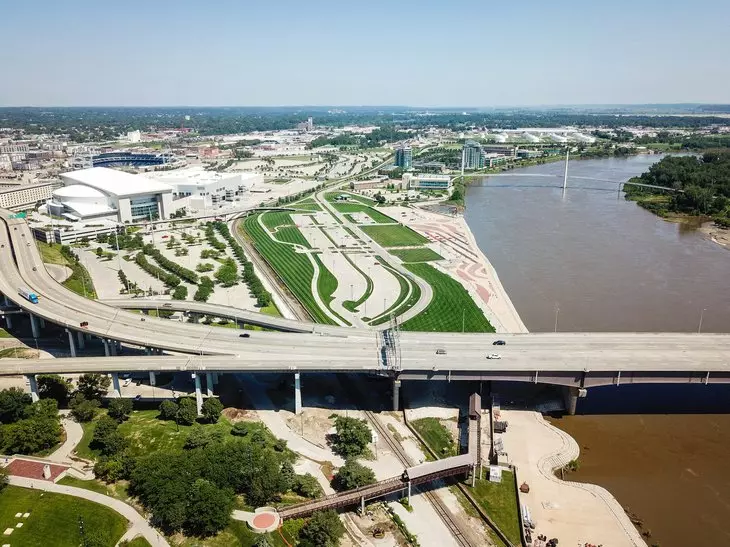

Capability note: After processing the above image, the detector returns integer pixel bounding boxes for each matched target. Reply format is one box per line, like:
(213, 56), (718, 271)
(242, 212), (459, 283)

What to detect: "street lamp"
(698, 308), (707, 334)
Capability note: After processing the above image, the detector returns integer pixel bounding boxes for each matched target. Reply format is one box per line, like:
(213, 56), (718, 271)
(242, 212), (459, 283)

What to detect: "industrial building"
(47, 167), (174, 223)
(403, 173), (452, 190)
(145, 168), (263, 208)
(395, 146), (413, 169)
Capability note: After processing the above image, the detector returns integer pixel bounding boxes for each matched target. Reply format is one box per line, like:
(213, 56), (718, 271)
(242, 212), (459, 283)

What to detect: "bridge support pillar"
(102, 338), (110, 357)
(206, 373), (214, 397)
(38, 317), (45, 329)
(111, 372), (121, 398)
(76, 331), (85, 350)
(407, 480), (411, 505)
(193, 374), (203, 416)
(4, 314), (12, 330)
(109, 339), (117, 356)
(26, 375), (39, 403)
(392, 379), (401, 412)
(149, 371), (156, 386)
(294, 372), (302, 415)
(65, 329), (76, 358)
(29, 313), (40, 339)
(211, 373), (219, 386)
(360, 496), (365, 516)
(145, 347), (152, 356)
(563, 386), (580, 416)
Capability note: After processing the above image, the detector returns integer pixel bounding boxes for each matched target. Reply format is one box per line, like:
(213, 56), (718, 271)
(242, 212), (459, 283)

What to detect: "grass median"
(390, 248), (443, 263)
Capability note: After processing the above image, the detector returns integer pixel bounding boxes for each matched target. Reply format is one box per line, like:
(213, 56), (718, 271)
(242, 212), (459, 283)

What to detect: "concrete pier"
(294, 372), (302, 415)
(26, 374), (38, 402)
(29, 313), (40, 338)
(66, 329), (76, 358)
(193, 374), (203, 416)
(77, 331), (85, 350)
(392, 379), (401, 411)
(111, 372), (121, 398)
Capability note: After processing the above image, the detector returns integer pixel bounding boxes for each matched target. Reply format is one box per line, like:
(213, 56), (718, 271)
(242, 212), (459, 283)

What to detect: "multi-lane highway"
(1, 208), (730, 394)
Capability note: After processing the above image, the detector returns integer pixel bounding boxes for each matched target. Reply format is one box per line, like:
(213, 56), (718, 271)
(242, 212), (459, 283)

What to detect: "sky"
(2, 0), (729, 107)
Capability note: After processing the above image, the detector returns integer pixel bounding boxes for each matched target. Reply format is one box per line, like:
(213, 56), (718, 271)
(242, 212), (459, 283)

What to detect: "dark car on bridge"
(493, 340), (506, 345)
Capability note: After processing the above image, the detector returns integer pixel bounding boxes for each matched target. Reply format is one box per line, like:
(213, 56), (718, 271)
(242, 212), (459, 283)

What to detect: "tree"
(280, 460), (295, 492)
(184, 479), (234, 537)
(253, 536), (273, 547)
(184, 426), (224, 450)
(26, 398), (58, 420)
(0, 466), (7, 493)
(92, 415), (127, 456)
(158, 400), (179, 421)
(37, 375), (70, 405)
(176, 398), (198, 426)
(293, 473), (323, 499)
(95, 247), (103, 258)
(330, 415), (372, 458)
(70, 395), (100, 423)
(3, 416), (61, 454)
(299, 509), (346, 547)
(108, 398), (133, 422)
(172, 285), (188, 300)
(0, 387), (31, 424)
(201, 398), (223, 423)
(77, 374), (111, 401)
(331, 459), (376, 491)
(450, 188), (463, 202)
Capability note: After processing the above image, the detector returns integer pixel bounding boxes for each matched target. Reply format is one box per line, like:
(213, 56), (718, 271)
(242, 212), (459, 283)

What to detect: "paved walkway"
(48, 410), (84, 463)
(7, 476), (170, 547)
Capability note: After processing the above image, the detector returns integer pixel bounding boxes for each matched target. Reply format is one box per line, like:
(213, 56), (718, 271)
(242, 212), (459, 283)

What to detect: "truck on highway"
(17, 287), (39, 304)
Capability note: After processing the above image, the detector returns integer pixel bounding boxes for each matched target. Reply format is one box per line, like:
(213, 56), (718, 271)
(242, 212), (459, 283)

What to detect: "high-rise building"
(306, 117), (314, 131)
(395, 146), (412, 169)
(462, 140), (485, 170)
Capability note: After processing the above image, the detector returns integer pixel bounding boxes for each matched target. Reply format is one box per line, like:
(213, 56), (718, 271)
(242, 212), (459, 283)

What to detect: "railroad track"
(363, 409), (473, 547)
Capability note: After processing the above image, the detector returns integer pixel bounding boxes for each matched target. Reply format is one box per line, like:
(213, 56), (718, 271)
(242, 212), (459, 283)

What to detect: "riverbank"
(700, 221), (730, 248)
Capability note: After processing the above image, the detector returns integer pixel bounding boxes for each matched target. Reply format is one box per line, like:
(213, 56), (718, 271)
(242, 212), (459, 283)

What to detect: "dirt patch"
(222, 407), (259, 423)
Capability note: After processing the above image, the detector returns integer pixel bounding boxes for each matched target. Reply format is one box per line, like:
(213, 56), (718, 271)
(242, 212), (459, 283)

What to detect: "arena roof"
(61, 167), (172, 198)
(54, 184), (106, 199)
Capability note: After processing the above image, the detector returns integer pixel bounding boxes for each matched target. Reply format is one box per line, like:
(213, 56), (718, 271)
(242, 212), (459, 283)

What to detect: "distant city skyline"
(2, 0), (729, 107)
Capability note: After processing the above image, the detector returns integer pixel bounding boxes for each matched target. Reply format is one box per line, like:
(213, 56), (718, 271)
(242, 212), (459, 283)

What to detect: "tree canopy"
(299, 509), (346, 547)
(77, 374), (111, 401)
(332, 459), (376, 492)
(329, 415), (372, 458)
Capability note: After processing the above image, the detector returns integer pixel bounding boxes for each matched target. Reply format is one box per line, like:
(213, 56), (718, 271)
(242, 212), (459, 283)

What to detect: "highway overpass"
(1, 208), (730, 415)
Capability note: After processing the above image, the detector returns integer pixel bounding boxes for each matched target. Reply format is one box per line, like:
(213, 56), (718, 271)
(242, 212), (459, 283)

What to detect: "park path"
(47, 410), (84, 463)
(6, 476), (170, 547)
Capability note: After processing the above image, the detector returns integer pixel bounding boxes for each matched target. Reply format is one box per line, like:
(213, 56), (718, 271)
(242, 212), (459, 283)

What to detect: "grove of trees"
(329, 415), (372, 458)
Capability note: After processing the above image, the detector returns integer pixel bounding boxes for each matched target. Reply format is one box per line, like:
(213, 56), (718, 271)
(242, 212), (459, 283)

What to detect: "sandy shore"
(700, 221), (730, 248)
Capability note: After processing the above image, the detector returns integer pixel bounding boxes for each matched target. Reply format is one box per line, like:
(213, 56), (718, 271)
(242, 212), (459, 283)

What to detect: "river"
(464, 155), (730, 547)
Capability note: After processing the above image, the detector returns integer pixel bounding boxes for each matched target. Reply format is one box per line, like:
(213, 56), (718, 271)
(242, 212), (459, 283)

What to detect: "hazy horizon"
(3, 0), (729, 107)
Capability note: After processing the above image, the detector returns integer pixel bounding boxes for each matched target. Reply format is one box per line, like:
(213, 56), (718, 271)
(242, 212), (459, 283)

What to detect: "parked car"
(493, 340), (506, 346)
(486, 353), (502, 360)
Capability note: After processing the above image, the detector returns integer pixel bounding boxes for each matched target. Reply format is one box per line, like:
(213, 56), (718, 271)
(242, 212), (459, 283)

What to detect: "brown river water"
(465, 156), (730, 546)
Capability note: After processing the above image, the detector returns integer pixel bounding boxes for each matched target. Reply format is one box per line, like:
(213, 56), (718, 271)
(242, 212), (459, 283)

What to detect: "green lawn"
(390, 248), (444, 263)
(124, 537), (152, 547)
(76, 410), (237, 460)
(274, 226), (311, 247)
(0, 328), (11, 338)
(118, 410), (234, 457)
(342, 255), (373, 313)
(412, 417), (457, 459)
(325, 191), (376, 206)
(470, 474), (522, 546)
(361, 224), (429, 247)
(0, 485), (128, 546)
(332, 202), (395, 223)
(400, 263), (494, 333)
(0, 347), (36, 359)
(261, 211), (296, 230)
(292, 202), (321, 212)
(241, 215), (335, 324)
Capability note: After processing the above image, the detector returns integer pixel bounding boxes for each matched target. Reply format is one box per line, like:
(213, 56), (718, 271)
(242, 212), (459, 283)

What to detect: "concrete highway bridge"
(1, 208), (729, 416)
